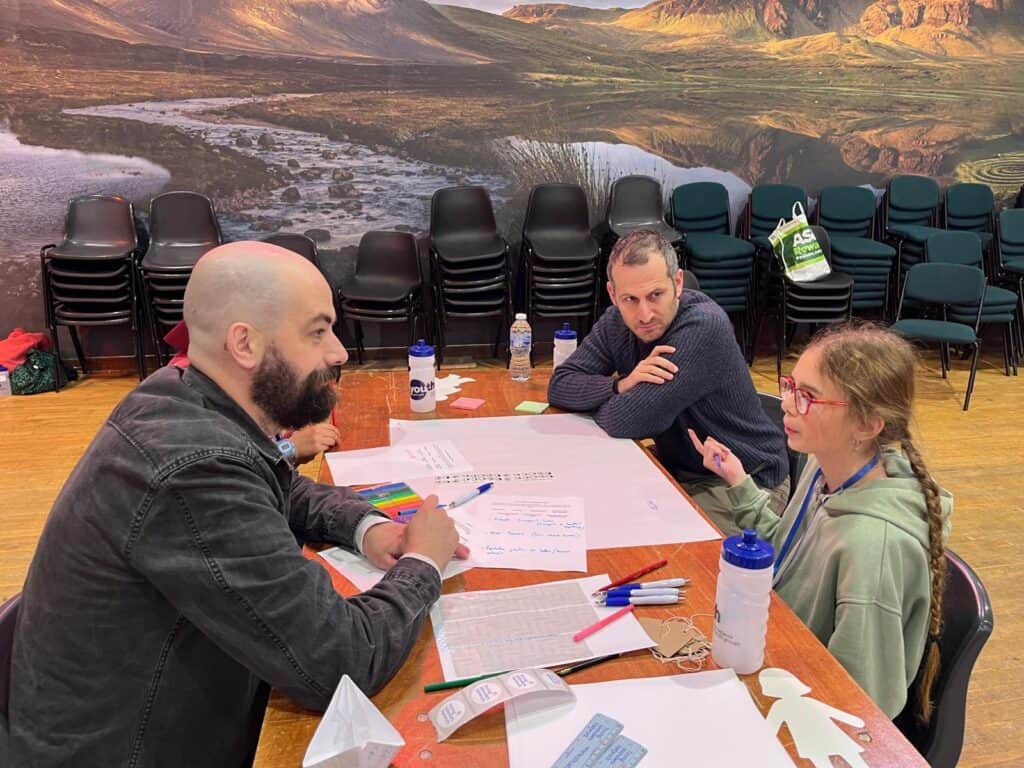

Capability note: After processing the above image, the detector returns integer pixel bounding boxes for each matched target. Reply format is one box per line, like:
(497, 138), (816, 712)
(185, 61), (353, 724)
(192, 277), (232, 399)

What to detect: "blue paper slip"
(590, 736), (647, 768)
(550, 713), (623, 768)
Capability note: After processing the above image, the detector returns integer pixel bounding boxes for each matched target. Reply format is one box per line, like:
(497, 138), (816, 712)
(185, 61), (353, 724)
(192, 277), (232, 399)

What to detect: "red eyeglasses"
(779, 375), (848, 416)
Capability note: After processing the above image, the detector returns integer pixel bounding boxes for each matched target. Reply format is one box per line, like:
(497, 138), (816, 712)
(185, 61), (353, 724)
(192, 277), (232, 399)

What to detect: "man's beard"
(250, 345), (341, 430)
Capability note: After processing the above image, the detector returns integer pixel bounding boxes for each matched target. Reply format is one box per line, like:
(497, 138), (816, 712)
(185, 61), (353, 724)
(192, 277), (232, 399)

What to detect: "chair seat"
(433, 234), (506, 263)
(45, 241), (135, 260)
(751, 235), (772, 251)
(54, 306), (132, 322)
(611, 221), (682, 243)
(786, 271), (854, 291)
(892, 319), (978, 345)
(829, 236), (896, 260)
(340, 275), (418, 303)
(527, 233), (600, 263)
(143, 243), (215, 270)
(1000, 259), (1024, 275)
(686, 233), (755, 261)
(888, 224), (938, 244)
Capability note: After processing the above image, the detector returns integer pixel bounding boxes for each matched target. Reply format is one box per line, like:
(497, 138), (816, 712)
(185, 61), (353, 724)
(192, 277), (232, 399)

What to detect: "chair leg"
(1002, 326), (1011, 377)
(939, 343), (948, 379)
(69, 326), (87, 375)
(51, 325), (65, 392)
(776, 317), (785, 379)
(964, 343), (981, 411)
(354, 320), (365, 365)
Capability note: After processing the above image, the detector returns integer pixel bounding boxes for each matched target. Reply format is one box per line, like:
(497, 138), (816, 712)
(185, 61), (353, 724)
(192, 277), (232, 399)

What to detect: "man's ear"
(225, 322), (264, 371)
(606, 280), (616, 305)
(674, 268), (684, 299)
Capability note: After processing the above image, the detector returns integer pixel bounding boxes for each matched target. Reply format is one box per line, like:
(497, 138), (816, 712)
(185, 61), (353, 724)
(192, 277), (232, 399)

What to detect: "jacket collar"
(181, 364), (284, 465)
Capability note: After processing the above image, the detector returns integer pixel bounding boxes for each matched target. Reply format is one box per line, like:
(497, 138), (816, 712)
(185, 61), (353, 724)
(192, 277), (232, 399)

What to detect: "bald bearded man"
(5, 243), (467, 768)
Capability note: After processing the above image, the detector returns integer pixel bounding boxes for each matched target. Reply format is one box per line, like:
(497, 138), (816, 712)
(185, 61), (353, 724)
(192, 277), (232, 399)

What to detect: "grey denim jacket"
(6, 365), (441, 767)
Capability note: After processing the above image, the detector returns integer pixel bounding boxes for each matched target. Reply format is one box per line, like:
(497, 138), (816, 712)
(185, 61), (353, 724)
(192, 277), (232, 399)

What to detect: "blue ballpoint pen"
(603, 578), (689, 592)
(603, 587), (680, 600)
(602, 594), (682, 606)
(445, 482), (494, 509)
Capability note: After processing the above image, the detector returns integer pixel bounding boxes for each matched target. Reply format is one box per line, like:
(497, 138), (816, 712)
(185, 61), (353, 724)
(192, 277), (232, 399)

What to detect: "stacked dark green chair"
(892, 262), (987, 410)
(994, 209), (1024, 362)
(815, 185), (895, 318)
(670, 182), (756, 357)
(944, 183), (996, 261)
(925, 232), (1018, 376)
(742, 184), (808, 330)
(882, 174), (941, 277)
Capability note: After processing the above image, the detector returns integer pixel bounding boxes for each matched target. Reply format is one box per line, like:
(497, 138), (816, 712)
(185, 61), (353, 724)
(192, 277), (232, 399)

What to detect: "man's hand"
(616, 345), (678, 394)
(687, 428), (747, 487)
(361, 496), (470, 572)
(287, 423), (340, 464)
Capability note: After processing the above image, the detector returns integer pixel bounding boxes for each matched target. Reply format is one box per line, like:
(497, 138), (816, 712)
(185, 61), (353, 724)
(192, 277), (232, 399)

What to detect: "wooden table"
(254, 368), (927, 768)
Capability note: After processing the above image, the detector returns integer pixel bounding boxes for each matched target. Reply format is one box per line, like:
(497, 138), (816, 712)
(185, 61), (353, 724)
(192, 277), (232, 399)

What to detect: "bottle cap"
(514, 312), (527, 321)
(721, 529), (774, 570)
(408, 339), (434, 358)
(554, 322), (577, 340)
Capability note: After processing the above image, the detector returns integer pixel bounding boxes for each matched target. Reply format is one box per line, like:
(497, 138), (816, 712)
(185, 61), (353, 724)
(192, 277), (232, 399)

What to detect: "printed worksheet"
(324, 440), (472, 485)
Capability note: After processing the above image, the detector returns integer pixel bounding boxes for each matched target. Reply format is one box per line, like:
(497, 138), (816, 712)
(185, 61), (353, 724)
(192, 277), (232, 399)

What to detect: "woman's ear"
(855, 412), (886, 446)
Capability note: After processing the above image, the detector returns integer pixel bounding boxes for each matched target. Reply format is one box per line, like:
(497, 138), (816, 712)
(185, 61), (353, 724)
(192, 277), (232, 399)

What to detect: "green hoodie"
(723, 446), (952, 718)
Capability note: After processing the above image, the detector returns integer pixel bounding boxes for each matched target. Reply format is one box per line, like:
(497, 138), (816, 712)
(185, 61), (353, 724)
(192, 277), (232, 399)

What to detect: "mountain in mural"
(2, 0), (490, 63)
(504, 0), (1023, 54)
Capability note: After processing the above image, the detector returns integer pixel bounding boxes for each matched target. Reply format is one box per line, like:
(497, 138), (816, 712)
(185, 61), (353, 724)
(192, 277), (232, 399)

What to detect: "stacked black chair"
(262, 232), (321, 269)
(521, 184), (601, 332)
(39, 194), (145, 389)
(671, 181), (756, 358)
(139, 192), (221, 364)
(743, 184), (808, 327)
(815, 185), (896, 319)
(429, 186), (511, 365)
(606, 175), (682, 245)
(337, 231), (425, 364)
(895, 550), (993, 768)
(759, 226), (854, 376)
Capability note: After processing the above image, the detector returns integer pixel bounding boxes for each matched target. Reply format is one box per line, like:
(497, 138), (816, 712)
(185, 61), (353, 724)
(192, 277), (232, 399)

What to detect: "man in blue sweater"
(548, 229), (789, 529)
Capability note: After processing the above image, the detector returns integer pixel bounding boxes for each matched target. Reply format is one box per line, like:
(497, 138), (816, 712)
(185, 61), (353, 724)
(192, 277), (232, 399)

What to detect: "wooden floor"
(1, 348), (1021, 767)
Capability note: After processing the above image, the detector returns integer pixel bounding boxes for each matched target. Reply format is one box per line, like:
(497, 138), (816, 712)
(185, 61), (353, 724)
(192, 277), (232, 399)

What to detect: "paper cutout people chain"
(759, 668), (870, 768)
(435, 373), (475, 402)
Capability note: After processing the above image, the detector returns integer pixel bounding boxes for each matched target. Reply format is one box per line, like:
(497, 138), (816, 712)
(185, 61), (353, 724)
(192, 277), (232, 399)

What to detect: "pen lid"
(721, 529), (774, 570)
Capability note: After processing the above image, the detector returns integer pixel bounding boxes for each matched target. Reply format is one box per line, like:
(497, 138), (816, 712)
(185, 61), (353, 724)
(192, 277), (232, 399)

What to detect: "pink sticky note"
(450, 397), (485, 410)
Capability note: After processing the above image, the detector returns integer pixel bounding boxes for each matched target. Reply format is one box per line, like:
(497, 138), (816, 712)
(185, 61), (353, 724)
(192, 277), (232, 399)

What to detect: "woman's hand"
(687, 428), (747, 487)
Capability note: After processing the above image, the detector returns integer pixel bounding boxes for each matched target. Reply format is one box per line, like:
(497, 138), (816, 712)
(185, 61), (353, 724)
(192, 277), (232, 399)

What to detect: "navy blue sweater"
(548, 291), (787, 488)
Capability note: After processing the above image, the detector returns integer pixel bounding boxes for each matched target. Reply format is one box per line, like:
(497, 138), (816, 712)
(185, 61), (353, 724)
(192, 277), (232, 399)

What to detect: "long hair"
(810, 322), (946, 723)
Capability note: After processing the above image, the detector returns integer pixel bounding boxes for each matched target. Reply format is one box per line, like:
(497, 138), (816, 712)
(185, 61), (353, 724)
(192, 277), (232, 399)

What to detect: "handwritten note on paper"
(455, 496), (586, 573)
(324, 440), (473, 486)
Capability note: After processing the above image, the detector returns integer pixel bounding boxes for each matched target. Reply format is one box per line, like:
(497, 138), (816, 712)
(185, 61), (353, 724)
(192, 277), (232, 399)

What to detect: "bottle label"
(510, 330), (532, 349)
(410, 378), (435, 401)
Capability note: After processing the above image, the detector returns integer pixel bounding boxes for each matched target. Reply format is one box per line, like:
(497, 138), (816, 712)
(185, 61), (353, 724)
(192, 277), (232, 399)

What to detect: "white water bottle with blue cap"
(408, 339), (436, 413)
(712, 528), (774, 674)
(552, 322), (578, 369)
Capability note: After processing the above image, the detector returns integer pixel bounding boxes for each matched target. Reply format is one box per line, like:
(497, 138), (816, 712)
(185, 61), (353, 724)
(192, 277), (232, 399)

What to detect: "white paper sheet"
(324, 440), (472, 486)
(506, 669), (797, 768)
(390, 415), (720, 549)
(319, 547), (474, 592)
(452, 495), (586, 573)
(303, 675), (403, 768)
(430, 575), (654, 681)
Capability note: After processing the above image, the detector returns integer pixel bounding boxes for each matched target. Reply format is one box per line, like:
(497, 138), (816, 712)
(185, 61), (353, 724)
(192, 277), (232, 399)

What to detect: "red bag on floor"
(0, 328), (51, 370)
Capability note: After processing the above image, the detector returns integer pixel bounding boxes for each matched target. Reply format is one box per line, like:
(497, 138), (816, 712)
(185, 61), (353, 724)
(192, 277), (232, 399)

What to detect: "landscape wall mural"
(2, 0), (1023, 351)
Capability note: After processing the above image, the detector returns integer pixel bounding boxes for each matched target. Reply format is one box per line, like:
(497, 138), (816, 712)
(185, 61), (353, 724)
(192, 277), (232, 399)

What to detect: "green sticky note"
(515, 400), (549, 414)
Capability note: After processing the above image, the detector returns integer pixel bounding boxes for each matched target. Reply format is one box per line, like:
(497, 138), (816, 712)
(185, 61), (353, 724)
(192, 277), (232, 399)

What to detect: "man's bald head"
(184, 241), (331, 357)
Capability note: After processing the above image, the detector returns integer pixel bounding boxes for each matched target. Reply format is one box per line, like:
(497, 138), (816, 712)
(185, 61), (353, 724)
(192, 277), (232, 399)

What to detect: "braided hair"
(810, 321), (946, 723)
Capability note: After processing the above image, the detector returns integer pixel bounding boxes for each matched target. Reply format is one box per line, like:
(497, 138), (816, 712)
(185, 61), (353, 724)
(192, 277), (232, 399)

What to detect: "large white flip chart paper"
(506, 669), (797, 768)
(389, 414), (719, 549)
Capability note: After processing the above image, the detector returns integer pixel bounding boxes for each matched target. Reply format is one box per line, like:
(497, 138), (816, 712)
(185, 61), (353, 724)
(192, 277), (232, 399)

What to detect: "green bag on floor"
(768, 202), (831, 282)
(10, 349), (75, 394)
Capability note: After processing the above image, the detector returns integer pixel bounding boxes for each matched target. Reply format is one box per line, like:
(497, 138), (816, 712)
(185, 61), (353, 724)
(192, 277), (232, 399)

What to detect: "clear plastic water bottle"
(552, 323), (578, 369)
(509, 313), (532, 382)
(0, 365), (11, 398)
(712, 528), (774, 674)
(408, 339), (436, 413)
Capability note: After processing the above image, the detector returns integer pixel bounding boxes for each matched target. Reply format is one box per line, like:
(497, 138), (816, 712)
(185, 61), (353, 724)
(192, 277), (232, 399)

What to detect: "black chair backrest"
(524, 184), (591, 238)
(895, 549), (993, 768)
(682, 269), (700, 290)
(262, 233), (320, 268)
(430, 186), (498, 241)
(757, 392), (804, 495)
(0, 592), (21, 718)
(148, 191), (221, 246)
(608, 175), (666, 228)
(63, 195), (137, 250)
(356, 231), (421, 286)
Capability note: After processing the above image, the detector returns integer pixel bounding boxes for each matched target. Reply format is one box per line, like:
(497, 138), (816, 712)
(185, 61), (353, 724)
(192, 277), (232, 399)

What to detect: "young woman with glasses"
(688, 323), (950, 722)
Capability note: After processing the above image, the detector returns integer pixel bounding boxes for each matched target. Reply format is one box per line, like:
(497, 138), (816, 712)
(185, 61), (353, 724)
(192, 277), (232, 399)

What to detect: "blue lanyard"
(773, 454), (881, 576)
